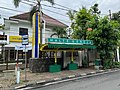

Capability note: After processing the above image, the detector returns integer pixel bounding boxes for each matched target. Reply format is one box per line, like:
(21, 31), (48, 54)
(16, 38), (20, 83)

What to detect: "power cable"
(21, 1), (33, 6)
(20, 1), (69, 17)
(22, 0), (69, 11)
(42, 8), (68, 17)
(0, 6), (24, 12)
(54, 3), (77, 12)
(23, 0), (37, 4)
(41, 4), (69, 11)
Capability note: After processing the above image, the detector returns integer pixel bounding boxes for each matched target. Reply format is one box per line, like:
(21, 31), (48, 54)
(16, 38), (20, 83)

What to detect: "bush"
(103, 59), (113, 69)
(113, 61), (120, 68)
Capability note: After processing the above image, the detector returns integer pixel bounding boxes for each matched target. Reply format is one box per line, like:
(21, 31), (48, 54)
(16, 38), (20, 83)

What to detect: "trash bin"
(94, 59), (101, 70)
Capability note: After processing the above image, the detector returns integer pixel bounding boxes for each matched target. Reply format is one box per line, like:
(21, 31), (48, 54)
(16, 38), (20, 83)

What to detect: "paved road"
(34, 71), (120, 90)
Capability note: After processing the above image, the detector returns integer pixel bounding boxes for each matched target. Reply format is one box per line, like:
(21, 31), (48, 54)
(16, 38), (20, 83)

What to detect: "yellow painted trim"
(32, 13), (36, 46)
(32, 13), (36, 58)
(41, 50), (82, 52)
(54, 51), (57, 63)
(38, 12), (41, 44)
(40, 44), (48, 51)
(39, 44), (83, 52)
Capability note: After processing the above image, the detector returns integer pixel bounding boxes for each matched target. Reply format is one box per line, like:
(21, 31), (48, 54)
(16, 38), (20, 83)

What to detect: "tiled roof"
(9, 12), (67, 27)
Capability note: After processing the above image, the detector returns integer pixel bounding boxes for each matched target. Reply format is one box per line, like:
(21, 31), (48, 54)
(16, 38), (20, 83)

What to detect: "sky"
(0, 0), (120, 25)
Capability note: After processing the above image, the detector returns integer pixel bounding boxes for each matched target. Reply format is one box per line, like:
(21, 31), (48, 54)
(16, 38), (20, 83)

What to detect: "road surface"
(34, 70), (120, 90)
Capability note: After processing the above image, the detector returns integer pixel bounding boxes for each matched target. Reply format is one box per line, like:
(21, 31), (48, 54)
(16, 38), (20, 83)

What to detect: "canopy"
(40, 44), (96, 51)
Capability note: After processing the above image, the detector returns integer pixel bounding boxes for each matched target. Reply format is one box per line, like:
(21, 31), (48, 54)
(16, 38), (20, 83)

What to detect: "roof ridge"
(9, 12), (68, 27)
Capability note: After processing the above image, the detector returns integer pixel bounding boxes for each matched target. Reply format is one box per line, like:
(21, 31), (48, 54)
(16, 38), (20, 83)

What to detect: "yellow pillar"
(32, 12), (41, 58)
(54, 51), (57, 64)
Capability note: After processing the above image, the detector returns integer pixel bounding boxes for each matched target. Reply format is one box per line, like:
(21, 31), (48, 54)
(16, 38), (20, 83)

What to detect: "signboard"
(9, 36), (32, 42)
(22, 35), (29, 45)
(9, 36), (22, 42)
(48, 38), (93, 45)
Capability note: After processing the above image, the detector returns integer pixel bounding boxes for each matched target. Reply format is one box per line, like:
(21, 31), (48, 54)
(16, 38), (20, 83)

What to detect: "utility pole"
(109, 10), (112, 20)
(22, 35), (29, 81)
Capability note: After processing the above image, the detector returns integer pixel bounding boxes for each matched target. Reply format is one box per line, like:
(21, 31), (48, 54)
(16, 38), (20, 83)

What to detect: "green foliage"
(104, 60), (120, 69)
(72, 7), (93, 39)
(87, 17), (120, 60)
(68, 4), (120, 68)
(51, 26), (67, 38)
(112, 11), (120, 23)
(89, 3), (101, 15)
(103, 59), (113, 69)
(67, 10), (76, 21)
(13, 0), (20, 8)
(113, 61), (120, 68)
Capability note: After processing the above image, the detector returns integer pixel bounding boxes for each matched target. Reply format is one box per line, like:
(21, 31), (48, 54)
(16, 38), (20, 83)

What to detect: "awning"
(40, 44), (96, 51)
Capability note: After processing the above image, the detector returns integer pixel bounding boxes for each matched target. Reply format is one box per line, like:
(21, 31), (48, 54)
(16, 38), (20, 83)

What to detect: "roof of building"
(9, 12), (67, 27)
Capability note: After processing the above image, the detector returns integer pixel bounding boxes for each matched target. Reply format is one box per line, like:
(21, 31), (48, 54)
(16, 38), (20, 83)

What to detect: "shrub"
(113, 61), (120, 68)
(103, 59), (113, 69)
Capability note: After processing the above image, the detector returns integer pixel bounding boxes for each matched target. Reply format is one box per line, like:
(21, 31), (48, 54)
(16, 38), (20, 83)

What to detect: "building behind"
(3, 12), (67, 61)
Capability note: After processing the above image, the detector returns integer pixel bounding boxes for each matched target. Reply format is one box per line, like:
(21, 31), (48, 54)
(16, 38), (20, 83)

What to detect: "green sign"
(48, 38), (93, 45)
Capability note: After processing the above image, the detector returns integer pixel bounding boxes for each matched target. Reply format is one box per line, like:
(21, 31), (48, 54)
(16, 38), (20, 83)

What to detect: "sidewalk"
(0, 67), (97, 89)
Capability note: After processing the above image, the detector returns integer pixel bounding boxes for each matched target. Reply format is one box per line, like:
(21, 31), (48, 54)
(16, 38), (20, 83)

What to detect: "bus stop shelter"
(39, 38), (96, 73)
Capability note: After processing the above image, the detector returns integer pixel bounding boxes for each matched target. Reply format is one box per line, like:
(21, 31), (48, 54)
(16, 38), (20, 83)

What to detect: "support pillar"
(32, 12), (41, 58)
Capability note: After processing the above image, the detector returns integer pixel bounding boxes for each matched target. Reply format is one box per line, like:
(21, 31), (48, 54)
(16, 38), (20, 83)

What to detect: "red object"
(87, 28), (92, 31)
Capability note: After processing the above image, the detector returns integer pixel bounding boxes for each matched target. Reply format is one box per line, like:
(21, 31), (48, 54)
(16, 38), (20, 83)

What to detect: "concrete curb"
(14, 68), (120, 90)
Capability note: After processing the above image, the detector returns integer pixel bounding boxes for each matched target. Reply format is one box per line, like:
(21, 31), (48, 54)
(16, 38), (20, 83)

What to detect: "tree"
(67, 10), (76, 21)
(71, 7), (93, 39)
(68, 7), (95, 67)
(89, 4), (101, 15)
(13, 0), (54, 24)
(111, 11), (120, 23)
(51, 26), (67, 38)
(68, 4), (120, 68)
(87, 17), (120, 68)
